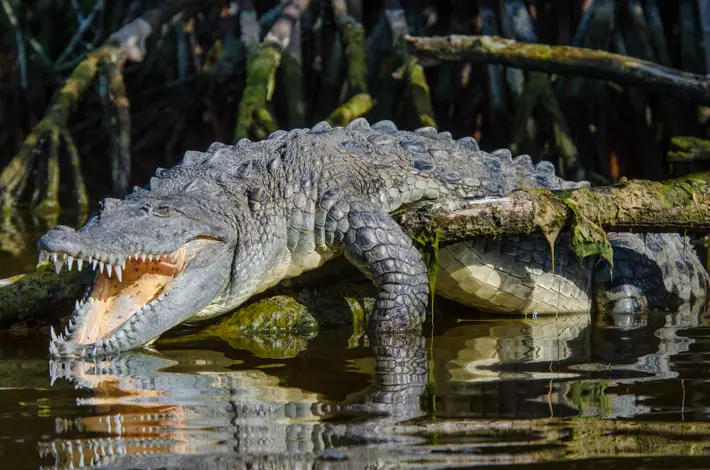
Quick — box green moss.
[407,58,437,128]
[235,44,281,140]
[326,93,374,127]
[413,229,441,310]
[159,295,316,358]
[563,198,613,269]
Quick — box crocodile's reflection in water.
[36,302,710,469]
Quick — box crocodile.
[37,118,709,357]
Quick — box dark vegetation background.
[1,0,709,225]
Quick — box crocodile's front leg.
[320,192,429,331]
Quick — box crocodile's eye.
[152,205,171,217]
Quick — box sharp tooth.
[99,262,104,274]
[89,255,93,263]
[77,258,84,271]
[116,266,123,282]
[148,254,154,262]
[52,253,58,263]
[92,259,98,270]
[64,326,70,337]
[54,256,64,274]
[106,263,113,278]
[67,256,74,271]
[121,259,126,270]
[141,253,146,262]
[75,300,80,310]
[50,326,58,341]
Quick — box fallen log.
[395,178,710,245]
[3,178,710,326]
[405,35,710,104]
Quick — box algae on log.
[405,35,710,104]
[0,262,92,328]
[395,179,710,249]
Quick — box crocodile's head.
[38,184,242,358]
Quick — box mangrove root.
[234,0,311,140]
[0,0,204,217]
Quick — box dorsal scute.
[346,118,371,131]
[491,148,513,164]
[207,142,230,153]
[371,120,398,133]
[268,130,287,140]
[414,126,437,137]
[234,138,254,151]
[457,136,479,151]
[180,150,208,167]
[310,121,332,134]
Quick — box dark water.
[3,234,710,469]
[3,305,710,469]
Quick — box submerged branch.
[406,35,710,104]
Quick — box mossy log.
[406,35,710,104]
[396,179,710,249]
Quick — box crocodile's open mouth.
[40,244,191,356]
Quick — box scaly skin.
[37,119,709,357]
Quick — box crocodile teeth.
[115,265,123,282]
[92,259,98,270]
[77,258,83,271]
[54,256,64,274]
[75,300,80,310]
[106,263,112,278]
[50,325,58,341]
[141,253,147,262]
[67,255,74,271]
[99,262,104,274]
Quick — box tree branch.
[406,35,710,104]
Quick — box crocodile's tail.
[594,232,710,313]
